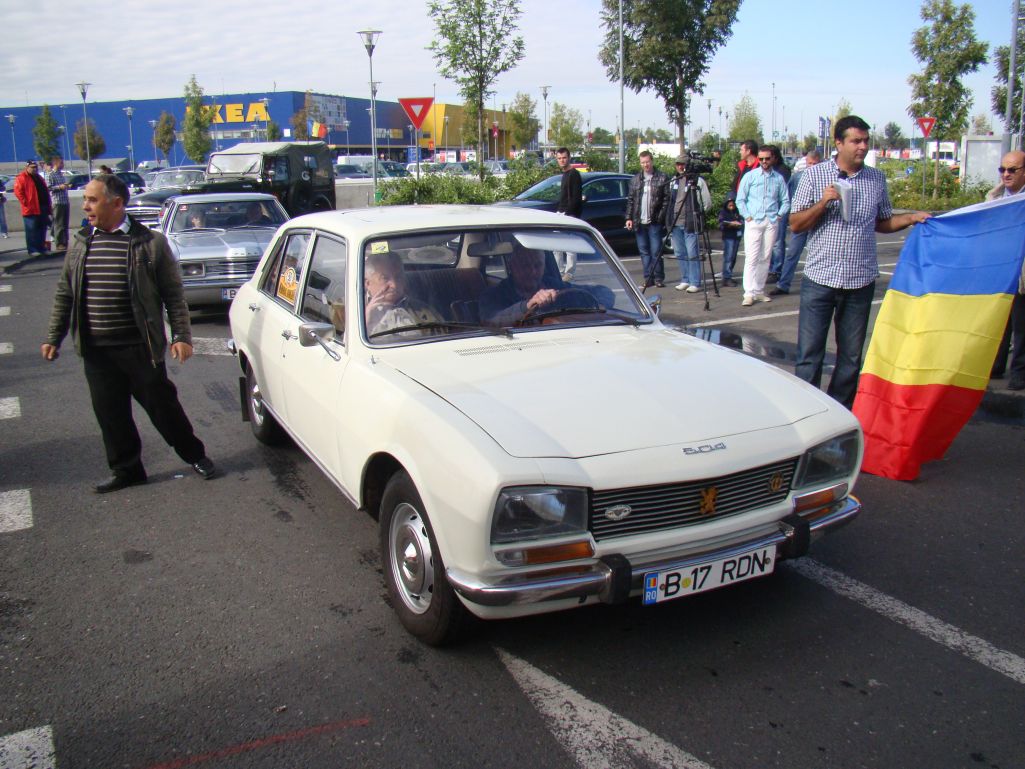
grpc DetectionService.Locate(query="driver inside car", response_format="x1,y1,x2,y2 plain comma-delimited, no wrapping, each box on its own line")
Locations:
364,250,444,339
479,245,569,326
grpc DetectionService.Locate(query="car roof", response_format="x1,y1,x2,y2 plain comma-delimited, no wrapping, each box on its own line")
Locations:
164,192,280,204
286,205,594,241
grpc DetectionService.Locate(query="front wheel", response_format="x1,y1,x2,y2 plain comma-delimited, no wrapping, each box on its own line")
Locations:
246,364,286,445
380,471,468,645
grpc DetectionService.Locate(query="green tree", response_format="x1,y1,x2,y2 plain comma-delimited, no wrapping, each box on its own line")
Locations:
883,121,906,148
598,0,741,154
154,111,177,162
591,127,615,145
801,133,818,153
33,105,61,160
652,127,673,142
266,119,282,142
549,102,584,150
507,91,538,152
73,118,105,163
970,113,993,135
290,90,322,142
990,27,1023,129
182,75,213,163
428,0,526,179
728,93,762,143
833,98,853,126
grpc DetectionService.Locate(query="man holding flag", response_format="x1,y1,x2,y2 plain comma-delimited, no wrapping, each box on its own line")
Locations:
790,115,930,409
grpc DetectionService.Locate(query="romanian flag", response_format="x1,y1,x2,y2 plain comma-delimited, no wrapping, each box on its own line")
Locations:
853,194,1025,480
308,121,328,139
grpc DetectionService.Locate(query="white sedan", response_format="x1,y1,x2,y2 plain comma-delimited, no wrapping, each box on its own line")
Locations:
228,205,862,645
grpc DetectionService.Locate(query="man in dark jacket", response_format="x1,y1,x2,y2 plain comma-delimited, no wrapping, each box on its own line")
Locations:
41,175,216,493
625,150,669,287
554,147,583,279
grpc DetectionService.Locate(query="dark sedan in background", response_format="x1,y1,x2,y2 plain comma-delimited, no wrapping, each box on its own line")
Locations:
494,172,633,252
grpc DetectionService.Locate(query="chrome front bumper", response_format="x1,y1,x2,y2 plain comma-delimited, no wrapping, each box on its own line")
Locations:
446,496,861,608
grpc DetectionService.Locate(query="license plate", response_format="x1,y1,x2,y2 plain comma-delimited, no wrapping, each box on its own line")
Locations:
222,288,238,301
643,546,775,605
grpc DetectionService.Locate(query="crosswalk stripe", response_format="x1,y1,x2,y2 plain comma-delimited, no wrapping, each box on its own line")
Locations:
0,396,20,419
0,489,33,533
0,284,12,292
0,725,54,769
0,306,10,316
0,342,12,355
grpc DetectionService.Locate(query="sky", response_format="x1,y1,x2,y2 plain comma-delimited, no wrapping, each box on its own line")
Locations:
0,0,1014,142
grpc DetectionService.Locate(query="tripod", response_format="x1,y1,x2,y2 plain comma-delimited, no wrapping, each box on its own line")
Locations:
641,174,719,311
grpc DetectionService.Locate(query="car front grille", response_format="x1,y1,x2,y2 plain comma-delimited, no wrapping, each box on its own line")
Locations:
589,458,798,541
127,206,161,227
190,256,262,280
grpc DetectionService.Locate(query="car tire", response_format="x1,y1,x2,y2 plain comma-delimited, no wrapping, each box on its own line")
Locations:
380,471,468,645
245,364,286,445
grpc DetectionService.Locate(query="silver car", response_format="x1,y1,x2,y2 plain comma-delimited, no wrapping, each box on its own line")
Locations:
162,192,289,308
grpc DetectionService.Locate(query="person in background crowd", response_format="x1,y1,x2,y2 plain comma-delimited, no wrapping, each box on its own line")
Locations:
772,149,821,296
666,156,711,293
766,144,792,283
987,150,1025,391
554,147,583,280
625,150,669,287
790,115,930,409
41,174,216,493
13,160,51,256
732,140,759,192
717,192,743,288
736,147,789,306
46,155,70,252
0,182,8,238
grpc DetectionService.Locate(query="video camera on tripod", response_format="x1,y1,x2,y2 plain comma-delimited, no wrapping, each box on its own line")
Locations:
679,150,715,180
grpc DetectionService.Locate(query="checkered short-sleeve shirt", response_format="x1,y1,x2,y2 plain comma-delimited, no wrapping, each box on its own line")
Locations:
791,159,893,289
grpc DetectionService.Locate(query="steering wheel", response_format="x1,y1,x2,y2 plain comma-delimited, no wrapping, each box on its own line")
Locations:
519,288,600,325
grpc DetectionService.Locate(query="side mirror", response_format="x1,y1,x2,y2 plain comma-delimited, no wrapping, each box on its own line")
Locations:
646,294,661,316
298,322,341,360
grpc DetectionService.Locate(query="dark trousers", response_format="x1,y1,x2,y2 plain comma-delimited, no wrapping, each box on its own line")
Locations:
22,214,47,254
51,203,69,249
992,293,1025,379
83,344,205,476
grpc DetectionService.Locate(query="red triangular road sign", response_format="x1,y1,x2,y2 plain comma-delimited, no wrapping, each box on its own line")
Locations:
398,97,434,130
916,116,936,138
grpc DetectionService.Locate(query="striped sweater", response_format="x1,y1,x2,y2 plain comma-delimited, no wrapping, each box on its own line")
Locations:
82,230,142,346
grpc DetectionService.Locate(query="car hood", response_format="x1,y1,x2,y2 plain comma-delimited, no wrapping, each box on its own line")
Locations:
493,199,556,212
168,228,274,259
380,327,832,459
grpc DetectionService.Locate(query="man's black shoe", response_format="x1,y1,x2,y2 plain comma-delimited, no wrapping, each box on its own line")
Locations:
192,457,217,479
1008,377,1025,391
654,280,665,287
769,287,789,296
766,272,780,284
722,278,737,287
94,473,147,494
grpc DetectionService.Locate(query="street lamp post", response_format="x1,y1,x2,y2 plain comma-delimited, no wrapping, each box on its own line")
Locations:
75,82,92,175
123,106,135,170
540,85,550,158
357,29,382,204
707,98,712,141
443,115,449,159
259,97,270,140
59,105,71,161
148,119,157,163
342,119,351,157
5,115,16,162
718,106,723,150
771,81,776,140
408,123,415,165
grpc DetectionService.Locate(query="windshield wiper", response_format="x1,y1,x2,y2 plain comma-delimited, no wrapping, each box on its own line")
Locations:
368,321,512,340
522,305,642,326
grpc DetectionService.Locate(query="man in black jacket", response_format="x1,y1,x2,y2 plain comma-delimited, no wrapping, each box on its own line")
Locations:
41,175,216,493
625,150,669,287
554,147,582,279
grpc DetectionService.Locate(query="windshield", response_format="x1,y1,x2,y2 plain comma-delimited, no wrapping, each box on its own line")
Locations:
151,169,205,190
207,153,262,175
514,175,562,202
362,226,650,345
167,199,288,233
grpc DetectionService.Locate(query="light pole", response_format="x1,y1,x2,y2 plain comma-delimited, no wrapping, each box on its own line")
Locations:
718,106,723,149
5,115,16,162
75,81,92,174
707,98,712,140
123,106,135,169
59,105,71,161
407,123,414,164
148,119,157,163
618,0,625,173
357,29,382,203
342,119,350,157
433,83,438,162
540,85,550,158
260,97,270,140
443,115,449,159
771,81,776,140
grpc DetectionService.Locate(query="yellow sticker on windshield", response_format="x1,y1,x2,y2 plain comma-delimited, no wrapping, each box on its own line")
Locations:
370,241,389,254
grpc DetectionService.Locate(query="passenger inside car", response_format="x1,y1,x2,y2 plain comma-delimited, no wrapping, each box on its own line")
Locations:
364,251,445,340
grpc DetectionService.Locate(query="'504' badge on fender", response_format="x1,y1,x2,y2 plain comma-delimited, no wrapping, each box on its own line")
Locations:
682,442,726,455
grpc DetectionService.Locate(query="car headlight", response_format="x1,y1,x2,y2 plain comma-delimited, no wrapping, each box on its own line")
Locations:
793,430,861,489
180,262,204,278
491,486,589,544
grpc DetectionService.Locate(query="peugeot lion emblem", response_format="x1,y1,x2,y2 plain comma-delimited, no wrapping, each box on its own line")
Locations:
604,505,632,522
700,487,718,515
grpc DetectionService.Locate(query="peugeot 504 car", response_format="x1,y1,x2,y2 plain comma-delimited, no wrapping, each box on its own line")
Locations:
162,192,288,309
227,205,862,645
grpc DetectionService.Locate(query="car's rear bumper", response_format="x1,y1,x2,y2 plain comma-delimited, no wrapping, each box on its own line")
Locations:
446,496,860,608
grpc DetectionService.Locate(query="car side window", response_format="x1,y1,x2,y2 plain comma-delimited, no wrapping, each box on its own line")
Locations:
584,181,613,201
299,234,348,340
260,231,311,309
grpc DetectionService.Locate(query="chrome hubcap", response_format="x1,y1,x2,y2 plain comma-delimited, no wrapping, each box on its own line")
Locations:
390,502,434,614
249,379,265,426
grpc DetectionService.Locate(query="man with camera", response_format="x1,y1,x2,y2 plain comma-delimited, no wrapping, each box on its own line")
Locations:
666,155,712,293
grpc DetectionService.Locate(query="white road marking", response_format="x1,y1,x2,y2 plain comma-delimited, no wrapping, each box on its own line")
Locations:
0,306,10,316
190,337,233,356
787,559,1025,686
0,342,12,355
0,397,20,419
0,725,54,769
497,648,718,769
0,284,12,292
685,299,883,329
0,490,33,533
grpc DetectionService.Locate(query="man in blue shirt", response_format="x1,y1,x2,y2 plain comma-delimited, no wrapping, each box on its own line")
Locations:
736,148,789,305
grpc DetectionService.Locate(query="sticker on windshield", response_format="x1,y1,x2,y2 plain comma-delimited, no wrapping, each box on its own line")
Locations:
371,241,390,254
277,266,299,303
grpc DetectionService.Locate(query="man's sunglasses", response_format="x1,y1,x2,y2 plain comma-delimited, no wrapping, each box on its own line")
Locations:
998,165,1023,174
757,156,773,162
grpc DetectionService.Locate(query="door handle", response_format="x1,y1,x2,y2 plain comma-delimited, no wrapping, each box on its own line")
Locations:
248,303,260,312
281,329,297,340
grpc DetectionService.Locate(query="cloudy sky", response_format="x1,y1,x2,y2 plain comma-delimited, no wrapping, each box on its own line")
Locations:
0,0,1013,140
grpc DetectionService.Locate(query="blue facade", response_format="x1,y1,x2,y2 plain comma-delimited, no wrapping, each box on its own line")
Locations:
1,91,432,168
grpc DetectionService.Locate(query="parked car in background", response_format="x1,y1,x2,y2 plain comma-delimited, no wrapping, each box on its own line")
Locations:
162,192,288,310
65,173,91,190
126,166,207,228
334,164,371,180
494,171,633,252
228,205,862,644
116,171,146,195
